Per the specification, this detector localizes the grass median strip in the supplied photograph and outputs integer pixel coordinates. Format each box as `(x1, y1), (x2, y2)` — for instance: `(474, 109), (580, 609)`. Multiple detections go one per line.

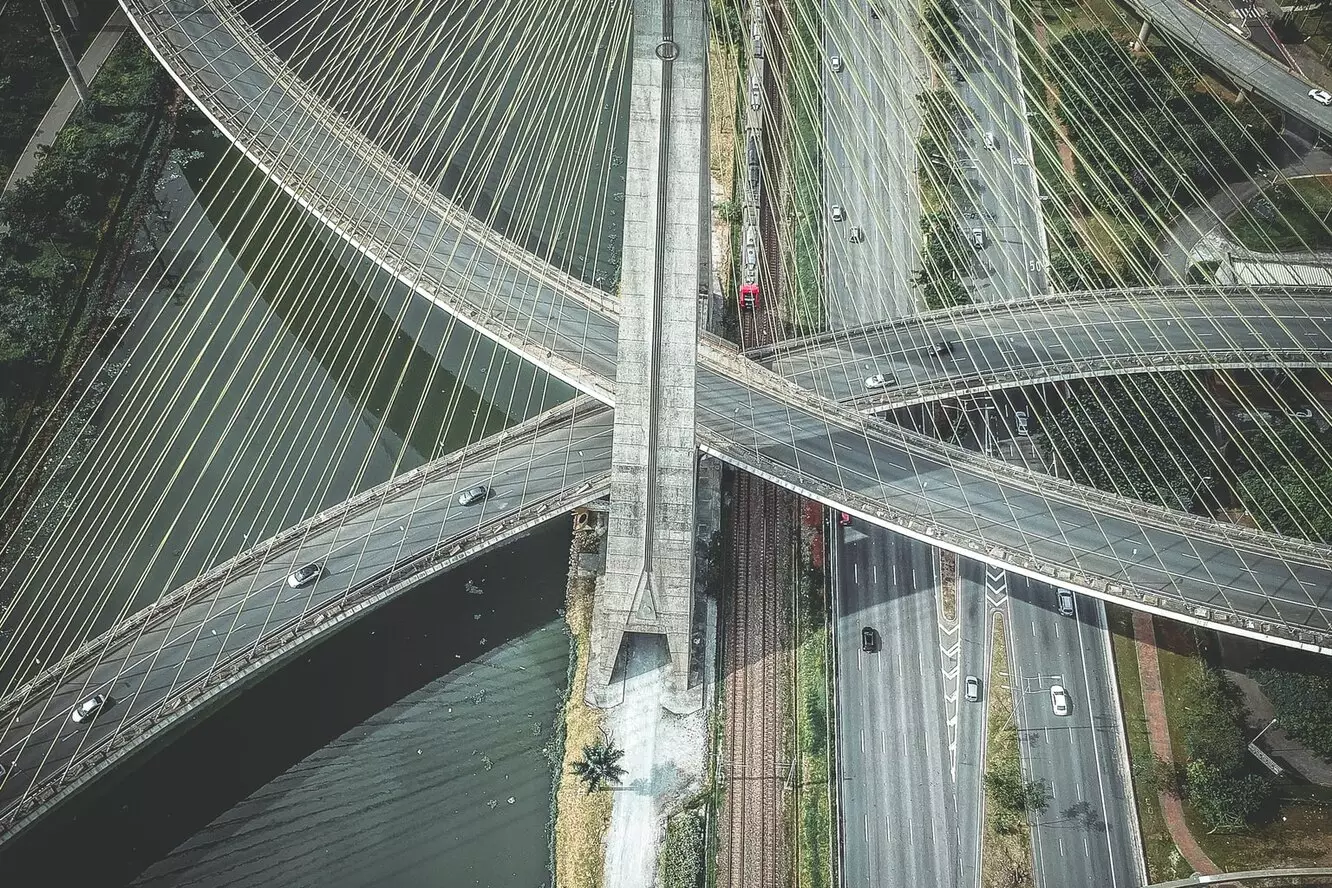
(980, 615), (1035, 888)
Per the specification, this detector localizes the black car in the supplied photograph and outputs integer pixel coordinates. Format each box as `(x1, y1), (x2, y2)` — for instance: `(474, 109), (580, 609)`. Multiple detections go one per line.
(861, 626), (878, 652)
(928, 339), (954, 357)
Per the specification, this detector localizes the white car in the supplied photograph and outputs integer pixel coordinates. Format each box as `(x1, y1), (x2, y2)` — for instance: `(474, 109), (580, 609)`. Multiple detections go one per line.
(830, 204), (844, 222)
(1310, 88), (1332, 106)
(965, 675), (981, 702)
(830, 55), (843, 72)
(71, 694), (107, 724)
(458, 485), (489, 506)
(287, 562), (323, 589)
(1050, 685), (1070, 717)
(864, 373), (893, 390)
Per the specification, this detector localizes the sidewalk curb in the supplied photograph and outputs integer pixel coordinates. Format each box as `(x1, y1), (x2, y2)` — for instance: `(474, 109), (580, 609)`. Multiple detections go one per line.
(1098, 600), (1150, 886)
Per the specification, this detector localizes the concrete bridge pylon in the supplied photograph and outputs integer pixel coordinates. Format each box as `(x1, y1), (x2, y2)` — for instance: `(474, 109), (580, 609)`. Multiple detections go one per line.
(587, 0), (706, 714)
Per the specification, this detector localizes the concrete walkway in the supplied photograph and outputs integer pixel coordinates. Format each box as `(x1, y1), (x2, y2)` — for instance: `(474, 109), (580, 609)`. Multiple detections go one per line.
(2, 7), (129, 194)
(1133, 611), (1221, 877)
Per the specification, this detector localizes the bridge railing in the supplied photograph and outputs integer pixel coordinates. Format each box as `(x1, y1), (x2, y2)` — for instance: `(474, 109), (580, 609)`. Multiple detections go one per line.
(0, 396), (607, 721)
(852, 349), (1332, 413)
(0, 469), (610, 838)
(123, 0), (620, 401)
(745, 285), (1332, 361)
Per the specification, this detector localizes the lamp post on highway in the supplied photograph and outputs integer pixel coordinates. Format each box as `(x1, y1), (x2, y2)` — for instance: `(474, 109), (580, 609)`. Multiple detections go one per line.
(39, 0), (90, 106)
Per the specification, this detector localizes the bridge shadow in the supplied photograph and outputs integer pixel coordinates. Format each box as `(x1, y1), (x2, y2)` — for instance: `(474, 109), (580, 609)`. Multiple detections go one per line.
(0, 523), (572, 886)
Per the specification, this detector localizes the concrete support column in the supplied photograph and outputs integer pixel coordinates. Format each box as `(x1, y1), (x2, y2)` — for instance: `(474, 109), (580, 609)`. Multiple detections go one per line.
(1134, 20), (1150, 51)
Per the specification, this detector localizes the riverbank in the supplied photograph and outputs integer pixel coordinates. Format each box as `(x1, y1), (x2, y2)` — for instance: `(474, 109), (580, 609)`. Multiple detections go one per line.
(552, 522), (612, 888)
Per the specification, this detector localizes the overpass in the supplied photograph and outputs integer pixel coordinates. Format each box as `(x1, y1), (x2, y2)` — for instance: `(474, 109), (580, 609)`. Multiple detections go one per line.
(757, 287), (1332, 410)
(0, 0), (1324, 848)
(0, 398), (613, 842)
(117, 0), (1332, 642)
(1127, 0), (1332, 134)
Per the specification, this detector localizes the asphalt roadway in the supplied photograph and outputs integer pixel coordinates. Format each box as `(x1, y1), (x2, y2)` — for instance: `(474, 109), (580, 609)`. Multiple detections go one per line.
(1006, 575), (1141, 888)
(956, 557), (998, 888)
(834, 521), (955, 888)
(0, 404), (615, 826)
(1129, 0), (1332, 135)
(953, 0), (1047, 302)
(823, 0), (924, 326)
(766, 290), (1332, 406)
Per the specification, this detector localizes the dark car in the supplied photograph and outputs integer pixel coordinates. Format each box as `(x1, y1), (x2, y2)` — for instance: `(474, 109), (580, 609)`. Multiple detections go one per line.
(861, 626), (878, 652)
(928, 339), (954, 357)
(287, 562), (323, 589)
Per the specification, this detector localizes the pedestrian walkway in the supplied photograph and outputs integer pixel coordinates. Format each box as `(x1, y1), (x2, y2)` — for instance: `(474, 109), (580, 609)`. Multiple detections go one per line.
(1133, 611), (1222, 877)
(2, 8), (129, 194)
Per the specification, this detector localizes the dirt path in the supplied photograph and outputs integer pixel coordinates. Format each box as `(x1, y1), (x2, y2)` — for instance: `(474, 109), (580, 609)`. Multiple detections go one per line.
(717, 472), (793, 888)
(1132, 611), (1221, 876)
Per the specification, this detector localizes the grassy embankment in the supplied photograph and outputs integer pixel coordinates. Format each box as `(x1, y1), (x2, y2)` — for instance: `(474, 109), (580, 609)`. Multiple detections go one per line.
(1227, 175), (1332, 253)
(783, 0), (825, 333)
(1105, 608), (1332, 876)
(980, 617), (1034, 888)
(793, 512), (834, 888)
(0, 37), (174, 508)
(551, 529), (612, 888)
(1103, 606), (1191, 882)
(0, 0), (118, 182)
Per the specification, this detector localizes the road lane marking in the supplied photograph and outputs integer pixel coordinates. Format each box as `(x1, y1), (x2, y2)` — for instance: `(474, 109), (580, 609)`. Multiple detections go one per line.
(873, 564), (878, 583)
(861, 728), (865, 752)
(854, 563), (859, 584)
(1059, 837), (1065, 857)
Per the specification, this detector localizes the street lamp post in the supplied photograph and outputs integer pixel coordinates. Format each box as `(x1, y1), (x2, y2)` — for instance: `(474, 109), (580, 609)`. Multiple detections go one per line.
(38, 0), (90, 106)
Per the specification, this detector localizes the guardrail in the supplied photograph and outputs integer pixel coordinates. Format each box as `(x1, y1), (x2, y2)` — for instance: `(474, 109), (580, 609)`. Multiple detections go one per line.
(0, 470), (610, 841)
(123, 0), (620, 402)
(853, 349), (1332, 414)
(745, 286), (1332, 361)
(0, 397), (609, 721)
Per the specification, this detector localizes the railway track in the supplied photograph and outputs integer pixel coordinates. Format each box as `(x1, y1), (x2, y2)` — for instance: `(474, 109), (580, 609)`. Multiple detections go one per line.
(719, 469), (793, 888)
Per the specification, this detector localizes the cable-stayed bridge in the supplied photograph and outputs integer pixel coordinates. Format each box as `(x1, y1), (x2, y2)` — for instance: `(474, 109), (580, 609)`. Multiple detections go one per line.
(3, 0), (1332, 847)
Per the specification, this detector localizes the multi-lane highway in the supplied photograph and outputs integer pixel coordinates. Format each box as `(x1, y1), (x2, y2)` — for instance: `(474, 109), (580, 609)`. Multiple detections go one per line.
(952, 0), (1047, 301)
(834, 521), (955, 888)
(822, 0), (924, 326)
(1005, 575), (1142, 888)
(0, 402), (614, 831)
(765, 289), (1332, 406)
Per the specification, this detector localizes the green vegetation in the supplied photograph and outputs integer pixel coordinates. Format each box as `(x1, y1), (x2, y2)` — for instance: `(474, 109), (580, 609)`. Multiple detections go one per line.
(915, 210), (972, 310)
(922, 0), (966, 66)
(981, 618), (1035, 888)
(1103, 606), (1191, 882)
(0, 39), (172, 470)
(1050, 30), (1273, 221)
(1227, 177), (1332, 253)
(553, 544), (612, 888)
(708, 0), (746, 49)
(1038, 374), (1213, 510)
(784, 0), (825, 332)
(1177, 665), (1270, 830)
(794, 518), (834, 888)
(1232, 420), (1332, 544)
(659, 809), (706, 888)
(570, 737), (627, 794)
(1252, 650), (1332, 760)
(0, 0), (117, 181)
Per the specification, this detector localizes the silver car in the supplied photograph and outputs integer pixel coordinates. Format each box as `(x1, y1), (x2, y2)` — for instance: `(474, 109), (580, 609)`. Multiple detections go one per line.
(1050, 685), (1070, 717)
(864, 373), (893, 390)
(287, 562), (323, 589)
(965, 675), (981, 702)
(458, 485), (489, 506)
(71, 694), (107, 724)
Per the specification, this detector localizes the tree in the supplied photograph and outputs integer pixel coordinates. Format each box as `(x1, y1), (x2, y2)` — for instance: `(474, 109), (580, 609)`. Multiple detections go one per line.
(1184, 760), (1269, 830)
(1252, 651), (1332, 759)
(569, 736), (627, 793)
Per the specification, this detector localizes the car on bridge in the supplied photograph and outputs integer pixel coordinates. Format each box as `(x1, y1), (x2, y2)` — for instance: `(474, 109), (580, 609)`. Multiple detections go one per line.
(928, 339), (954, 358)
(70, 694), (108, 724)
(1057, 588), (1075, 616)
(1310, 88), (1332, 107)
(287, 562), (323, 589)
(458, 484), (490, 506)
(864, 373), (893, 390)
